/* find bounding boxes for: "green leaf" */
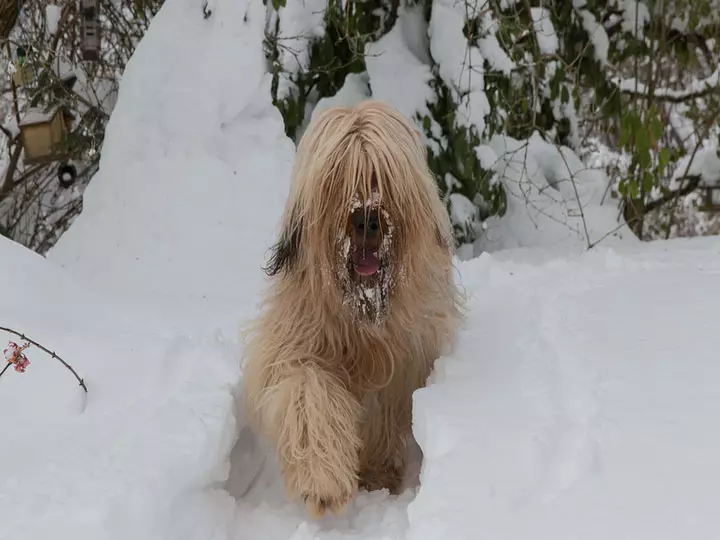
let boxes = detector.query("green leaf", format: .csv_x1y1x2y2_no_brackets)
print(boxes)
643,170,654,193
658,147,671,172
561,85,570,104
619,113,634,148
650,115,663,142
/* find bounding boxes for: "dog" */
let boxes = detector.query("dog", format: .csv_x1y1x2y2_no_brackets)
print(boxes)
241,99,463,517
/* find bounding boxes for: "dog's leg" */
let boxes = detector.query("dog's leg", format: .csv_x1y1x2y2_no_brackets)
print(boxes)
357,385,413,495
258,360,362,517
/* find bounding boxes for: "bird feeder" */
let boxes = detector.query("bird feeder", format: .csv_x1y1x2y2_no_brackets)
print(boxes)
11,64,33,86
57,162,77,188
11,45,33,86
80,0,101,61
18,106,72,165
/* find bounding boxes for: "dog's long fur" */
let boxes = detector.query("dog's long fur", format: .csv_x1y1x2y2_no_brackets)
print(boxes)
241,100,463,517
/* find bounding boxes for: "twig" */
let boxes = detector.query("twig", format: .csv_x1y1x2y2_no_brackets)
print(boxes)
0,362,10,379
0,326,88,392
5,41,21,125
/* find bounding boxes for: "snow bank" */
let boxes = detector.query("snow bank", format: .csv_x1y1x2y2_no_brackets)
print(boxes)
49,0,294,323
409,235,720,540
0,232,240,540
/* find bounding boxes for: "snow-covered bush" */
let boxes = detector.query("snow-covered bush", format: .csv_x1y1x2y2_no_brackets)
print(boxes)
262,0,720,253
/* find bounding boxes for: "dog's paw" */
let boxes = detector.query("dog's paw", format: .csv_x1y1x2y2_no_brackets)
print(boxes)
284,463,359,518
302,484,358,518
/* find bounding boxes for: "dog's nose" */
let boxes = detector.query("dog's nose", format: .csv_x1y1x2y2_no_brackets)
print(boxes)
352,210,380,239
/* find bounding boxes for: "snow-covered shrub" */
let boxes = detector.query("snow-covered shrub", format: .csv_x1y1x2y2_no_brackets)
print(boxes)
571,0,720,240
265,0,386,139
262,0,720,252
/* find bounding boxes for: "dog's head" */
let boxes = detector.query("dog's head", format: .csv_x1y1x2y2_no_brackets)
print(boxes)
264,100,453,323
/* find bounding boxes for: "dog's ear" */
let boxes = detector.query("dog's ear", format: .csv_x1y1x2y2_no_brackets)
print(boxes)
263,218,303,277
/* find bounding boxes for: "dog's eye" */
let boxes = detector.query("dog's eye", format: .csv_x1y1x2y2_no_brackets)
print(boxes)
357,219,379,231
352,210,380,237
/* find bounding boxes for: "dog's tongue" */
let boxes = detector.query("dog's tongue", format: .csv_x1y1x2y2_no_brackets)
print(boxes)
353,252,380,276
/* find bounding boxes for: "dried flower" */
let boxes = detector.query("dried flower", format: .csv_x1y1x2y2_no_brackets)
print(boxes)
4,341,31,373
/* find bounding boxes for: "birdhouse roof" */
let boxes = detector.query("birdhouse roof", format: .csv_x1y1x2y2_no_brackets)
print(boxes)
19,105,67,127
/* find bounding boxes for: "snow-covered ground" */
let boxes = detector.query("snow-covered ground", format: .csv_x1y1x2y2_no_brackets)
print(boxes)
6,226,720,539
3,0,720,538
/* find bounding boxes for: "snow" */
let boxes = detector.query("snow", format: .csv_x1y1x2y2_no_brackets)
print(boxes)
530,7,558,55
9,193,720,539
45,4,62,36
2,117,20,138
476,12,515,76
671,146,720,187
619,0,651,38
428,0,490,136
577,8,609,67
449,192,477,229
273,0,327,100
408,237,720,540
474,132,628,255
5,0,720,538
49,0,293,312
20,106,59,126
365,6,434,129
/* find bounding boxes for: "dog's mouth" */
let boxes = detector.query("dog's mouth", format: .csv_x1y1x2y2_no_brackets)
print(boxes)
351,250,380,276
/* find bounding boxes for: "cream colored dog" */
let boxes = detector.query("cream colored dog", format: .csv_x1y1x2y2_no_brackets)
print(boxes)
242,100,463,517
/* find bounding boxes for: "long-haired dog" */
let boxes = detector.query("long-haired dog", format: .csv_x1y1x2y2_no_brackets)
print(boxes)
241,99,463,517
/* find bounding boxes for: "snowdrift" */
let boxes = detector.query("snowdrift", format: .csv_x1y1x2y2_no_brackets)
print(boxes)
8,218,720,539
2,0,720,538
49,0,294,322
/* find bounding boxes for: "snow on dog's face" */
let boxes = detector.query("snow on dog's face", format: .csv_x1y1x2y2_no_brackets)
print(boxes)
343,189,392,280
336,187,398,323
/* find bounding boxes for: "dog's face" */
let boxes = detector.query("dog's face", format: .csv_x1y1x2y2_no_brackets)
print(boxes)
335,189,399,323
342,190,392,286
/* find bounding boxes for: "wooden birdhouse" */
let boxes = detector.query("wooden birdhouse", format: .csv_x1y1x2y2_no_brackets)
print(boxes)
701,185,720,212
80,0,101,61
18,106,72,165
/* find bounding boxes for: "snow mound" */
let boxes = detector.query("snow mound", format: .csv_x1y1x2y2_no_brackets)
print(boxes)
0,232,240,540
409,236,720,540
48,0,294,316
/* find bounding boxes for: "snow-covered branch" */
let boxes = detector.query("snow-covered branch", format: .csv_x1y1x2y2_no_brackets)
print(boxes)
614,70,720,104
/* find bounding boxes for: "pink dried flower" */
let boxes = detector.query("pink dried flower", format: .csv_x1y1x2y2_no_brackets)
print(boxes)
14,356,30,372
4,341,31,373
